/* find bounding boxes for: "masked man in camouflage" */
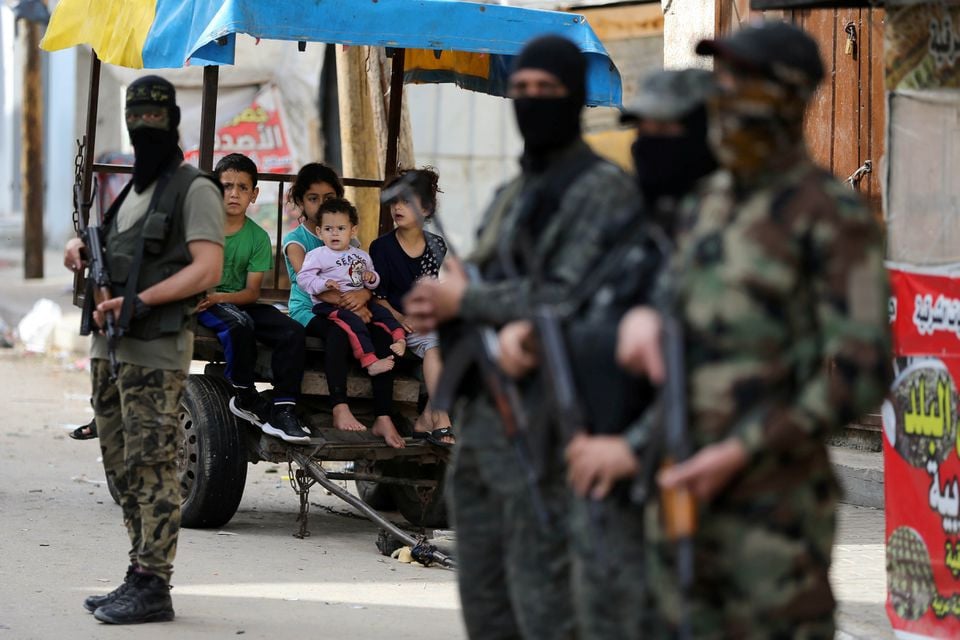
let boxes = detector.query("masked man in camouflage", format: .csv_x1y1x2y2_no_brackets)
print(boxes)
511,67,713,640
405,35,638,639
63,76,225,625
614,22,891,638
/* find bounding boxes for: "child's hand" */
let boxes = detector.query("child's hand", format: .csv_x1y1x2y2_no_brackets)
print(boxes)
363,271,376,284
325,279,340,292
394,311,414,334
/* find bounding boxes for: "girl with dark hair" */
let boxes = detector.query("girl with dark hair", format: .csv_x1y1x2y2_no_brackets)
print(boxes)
371,167,454,447
282,163,397,437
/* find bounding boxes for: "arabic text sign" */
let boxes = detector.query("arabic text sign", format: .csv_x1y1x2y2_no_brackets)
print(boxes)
183,85,293,174
885,265,960,638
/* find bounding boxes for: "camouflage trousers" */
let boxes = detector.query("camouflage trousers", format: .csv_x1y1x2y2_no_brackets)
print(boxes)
447,399,575,640
569,493,647,640
91,359,185,584
643,494,837,640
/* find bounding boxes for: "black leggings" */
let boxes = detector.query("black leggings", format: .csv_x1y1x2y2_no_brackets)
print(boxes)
305,316,394,416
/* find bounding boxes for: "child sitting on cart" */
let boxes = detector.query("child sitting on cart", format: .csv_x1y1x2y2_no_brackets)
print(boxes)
196,153,312,444
297,198,409,448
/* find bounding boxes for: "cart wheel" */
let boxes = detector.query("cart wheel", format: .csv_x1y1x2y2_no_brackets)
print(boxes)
177,374,248,528
389,462,448,528
355,460,397,511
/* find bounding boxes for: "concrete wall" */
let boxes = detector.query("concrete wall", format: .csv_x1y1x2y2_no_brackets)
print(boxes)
44,47,77,247
0,6,19,219
662,0,715,69
0,9,82,248
406,84,523,255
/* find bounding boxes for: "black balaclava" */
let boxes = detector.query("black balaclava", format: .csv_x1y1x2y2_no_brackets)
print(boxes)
511,35,586,167
125,75,181,193
631,105,718,204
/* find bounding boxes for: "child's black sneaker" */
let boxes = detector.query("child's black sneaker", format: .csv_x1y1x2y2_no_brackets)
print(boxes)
260,404,312,444
92,572,174,625
228,387,270,427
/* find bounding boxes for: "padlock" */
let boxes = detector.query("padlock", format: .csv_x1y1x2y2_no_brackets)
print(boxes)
844,22,857,56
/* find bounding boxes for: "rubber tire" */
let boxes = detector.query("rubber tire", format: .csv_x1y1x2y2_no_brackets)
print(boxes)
388,462,448,528
177,374,248,528
355,460,397,511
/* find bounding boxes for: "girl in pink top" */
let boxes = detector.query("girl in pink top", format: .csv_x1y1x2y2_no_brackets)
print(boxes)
297,199,406,378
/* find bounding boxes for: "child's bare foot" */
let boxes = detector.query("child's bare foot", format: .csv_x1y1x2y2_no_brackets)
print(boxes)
390,339,406,357
366,356,395,376
372,416,406,449
332,404,366,432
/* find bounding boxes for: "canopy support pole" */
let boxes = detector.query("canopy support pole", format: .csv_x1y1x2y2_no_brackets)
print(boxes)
198,66,220,172
80,52,101,228
380,48,406,236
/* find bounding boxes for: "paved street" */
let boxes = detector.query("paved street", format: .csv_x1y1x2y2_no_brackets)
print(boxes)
0,349,465,640
834,505,892,639
0,345,892,639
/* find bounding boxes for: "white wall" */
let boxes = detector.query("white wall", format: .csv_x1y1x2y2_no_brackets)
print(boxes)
0,6,17,217
406,84,523,255
44,47,77,247
662,0,715,69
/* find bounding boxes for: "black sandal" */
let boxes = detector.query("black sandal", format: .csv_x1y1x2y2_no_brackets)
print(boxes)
412,426,455,448
69,419,98,440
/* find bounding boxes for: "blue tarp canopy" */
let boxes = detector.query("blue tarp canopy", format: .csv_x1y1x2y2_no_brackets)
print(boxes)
43,0,622,107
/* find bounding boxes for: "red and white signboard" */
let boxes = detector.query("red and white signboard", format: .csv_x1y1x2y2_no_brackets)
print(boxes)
184,84,293,175
184,84,301,235
885,265,960,638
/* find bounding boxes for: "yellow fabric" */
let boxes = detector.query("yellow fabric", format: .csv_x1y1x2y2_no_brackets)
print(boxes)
40,0,156,69
406,49,490,80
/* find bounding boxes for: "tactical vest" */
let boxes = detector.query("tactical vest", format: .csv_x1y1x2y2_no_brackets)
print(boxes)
103,164,215,340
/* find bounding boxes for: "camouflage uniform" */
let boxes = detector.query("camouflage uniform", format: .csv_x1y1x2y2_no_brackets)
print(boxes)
566,68,717,640
92,361,184,583
643,158,891,638
87,171,222,590
449,139,638,640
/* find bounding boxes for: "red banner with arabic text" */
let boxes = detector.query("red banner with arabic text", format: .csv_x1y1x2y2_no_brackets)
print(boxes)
183,84,293,175
885,265,960,638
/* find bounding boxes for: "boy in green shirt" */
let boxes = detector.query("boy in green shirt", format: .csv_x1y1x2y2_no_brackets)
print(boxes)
198,153,311,443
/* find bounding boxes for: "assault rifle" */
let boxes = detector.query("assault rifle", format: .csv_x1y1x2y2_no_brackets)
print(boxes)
631,224,695,640
658,304,695,640
73,138,119,379
380,176,551,526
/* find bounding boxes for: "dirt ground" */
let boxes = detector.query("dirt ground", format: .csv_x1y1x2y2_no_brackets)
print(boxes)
0,350,466,640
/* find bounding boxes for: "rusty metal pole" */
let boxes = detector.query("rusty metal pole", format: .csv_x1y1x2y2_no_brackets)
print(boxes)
22,16,44,279
197,66,219,172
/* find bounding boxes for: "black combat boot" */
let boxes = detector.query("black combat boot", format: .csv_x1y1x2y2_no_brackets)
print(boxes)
83,564,136,613
92,571,174,624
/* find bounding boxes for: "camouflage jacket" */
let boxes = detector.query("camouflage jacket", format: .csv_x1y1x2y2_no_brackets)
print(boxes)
670,156,891,497
460,140,638,326
451,140,638,477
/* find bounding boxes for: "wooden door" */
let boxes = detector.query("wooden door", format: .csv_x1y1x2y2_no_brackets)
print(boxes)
715,4,886,215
